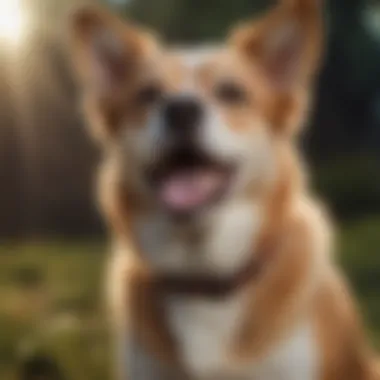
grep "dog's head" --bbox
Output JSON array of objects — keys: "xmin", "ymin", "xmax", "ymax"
[{"xmin": 69, "ymin": 0, "xmax": 322, "ymax": 218}]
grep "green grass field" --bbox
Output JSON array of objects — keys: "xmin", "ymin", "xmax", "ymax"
[
  {"xmin": 0, "ymin": 242, "xmax": 111, "ymax": 380},
  {"xmin": 0, "ymin": 217, "xmax": 380, "ymax": 380}
]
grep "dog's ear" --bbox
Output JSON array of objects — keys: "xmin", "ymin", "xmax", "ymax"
[
  {"xmin": 68, "ymin": 5, "xmax": 154, "ymax": 99},
  {"xmin": 67, "ymin": 6, "xmax": 159, "ymax": 143},
  {"xmin": 231, "ymin": 0, "xmax": 323, "ymax": 92}
]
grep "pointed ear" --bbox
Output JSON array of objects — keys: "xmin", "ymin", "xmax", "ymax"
[
  {"xmin": 231, "ymin": 0, "xmax": 323, "ymax": 92},
  {"xmin": 68, "ymin": 5, "xmax": 155, "ymax": 98}
]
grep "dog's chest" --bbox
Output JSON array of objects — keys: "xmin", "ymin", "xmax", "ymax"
[
  {"xmin": 167, "ymin": 308, "xmax": 317, "ymax": 380},
  {"xmin": 134, "ymin": 201, "xmax": 318, "ymax": 379},
  {"xmin": 134, "ymin": 201, "xmax": 260, "ymax": 377},
  {"xmin": 165, "ymin": 292, "xmax": 248, "ymax": 378}
]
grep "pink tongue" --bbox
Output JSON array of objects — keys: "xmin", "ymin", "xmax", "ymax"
[{"xmin": 160, "ymin": 171, "xmax": 223, "ymax": 211}]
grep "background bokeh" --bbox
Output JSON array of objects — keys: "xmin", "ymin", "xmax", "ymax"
[{"xmin": 0, "ymin": 0, "xmax": 379, "ymax": 379}]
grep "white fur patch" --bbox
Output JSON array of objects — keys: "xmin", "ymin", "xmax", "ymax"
[
  {"xmin": 165, "ymin": 290, "xmax": 249, "ymax": 379},
  {"xmin": 203, "ymin": 199, "xmax": 262, "ymax": 274},
  {"xmin": 167, "ymin": 317, "xmax": 318, "ymax": 380},
  {"xmin": 174, "ymin": 46, "xmax": 221, "ymax": 67},
  {"xmin": 250, "ymin": 322, "xmax": 318, "ymax": 380},
  {"xmin": 135, "ymin": 198, "xmax": 261, "ymax": 275}
]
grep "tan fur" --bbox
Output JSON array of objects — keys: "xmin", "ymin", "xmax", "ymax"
[{"xmin": 69, "ymin": 1, "xmax": 380, "ymax": 379}]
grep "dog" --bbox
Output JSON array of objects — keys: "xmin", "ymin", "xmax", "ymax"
[{"xmin": 68, "ymin": 0, "xmax": 380, "ymax": 379}]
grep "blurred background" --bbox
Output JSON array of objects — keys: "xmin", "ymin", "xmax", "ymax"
[{"xmin": 0, "ymin": 0, "xmax": 379, "ymax": 379}]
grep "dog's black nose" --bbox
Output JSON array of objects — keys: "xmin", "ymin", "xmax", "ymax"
[{"xmin": 163, "ymin": 96, "xmax": 203, "ymax": 138}]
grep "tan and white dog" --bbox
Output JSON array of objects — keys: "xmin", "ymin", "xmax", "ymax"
[{"xmin": 68, "ymin": 0, "xmax": 380, "ymax": 379}]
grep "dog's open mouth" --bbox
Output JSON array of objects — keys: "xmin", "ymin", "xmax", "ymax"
[{"xmin": 146, "ymin": 148, "xmax": 235, "ymax": 215}]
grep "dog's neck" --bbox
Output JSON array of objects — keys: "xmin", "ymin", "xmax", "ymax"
[{"xmin": 133, "ymin": 196, "xmax": 264, "ymax": 277}]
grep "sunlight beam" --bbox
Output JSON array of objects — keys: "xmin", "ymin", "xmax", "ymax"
[{"xmin": 0, "ymin": 0, "xmax": 26, "ymax": 46}]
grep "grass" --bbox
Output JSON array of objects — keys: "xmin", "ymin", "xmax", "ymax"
[
  {"xmin": 0, "ymin": 217, "xmax": 379, "ymax": 380},
  {"xmin": 0, "ymin": 241, "xmax": 111, "ymax": 380},
  {"xmin": 338, "ymin": 217, "xmax": 380, "ymax": 347}
]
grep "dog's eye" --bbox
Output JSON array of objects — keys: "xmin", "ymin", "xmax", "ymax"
[
  {"xmin": 214, "ymin": 82, "xmax": 247, "ymax": 105},
  {"xmin": 136, "ymin": 84, "xmax": 163, "ymax": 106}
]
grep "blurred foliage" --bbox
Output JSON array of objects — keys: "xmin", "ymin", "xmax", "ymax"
[
  {"xmin": 313, "ymin": 155, "xmax": 380, "ymax": 220},
  {"xmin": 127, "ymin": 0, "xmax": 275, "ymax": 43},
  {"xmin": 339, "ymin": 217, "xmax": 380, "ymax": 344}
]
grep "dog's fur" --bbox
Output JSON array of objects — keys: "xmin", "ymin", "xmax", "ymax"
[{"xmin": 69, "ymin": 0, "xmax": 380, "ymax": 379}]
